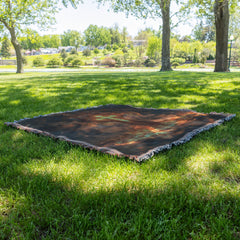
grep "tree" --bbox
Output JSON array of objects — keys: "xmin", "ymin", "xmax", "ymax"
[
  {"xmin": 134, "ymin": 28, "xmax": 154, "ymax": 44},
  {"xmin": 109, "ymin": 24, "xmax": 121, "ymax": 45},
  {"xmin": 229, "ymin": 5, "xmax": 240, "ymax": 40},
  {"xmin": 0, "ymin": 0, "xmax": 82, "ymax": 73},
  {"xmin": 188, "ymin": 0, "xmax": 239, "ymax": 72},
  {"xmin": 84, "ymin": 25, "xmax": 111, "ymax": 47},
  {"xmin": 1, "ymin": 36, "xmax": 11, "ymax": 59},
  {"xmin": 96, "ymin": 0, "xmax": 177, "ymax": 71},
  {"xmin": 121, "ymin": 27, "xmax": 129, "ymax": 44},
  {"xmin": 214, "ymin": 0, "xmax": 229, "ymax": 71},
  {"xmin": 20, "ymin": 29, "xmax": 42, "ymax": 51},
  {"xmin": 40, "ymin": 34, "xmax": 61, "ymax": 48},
  {"xmin": 61, "ymin": 30, "xmax": 83, "ymax": 49},
  {"xmin": 193, "ymin": 20, "xmax": 215, "ymax": 42},
  {"xmin": 146, "ymin": 36, "xmax": 162, "ymax": 63}
]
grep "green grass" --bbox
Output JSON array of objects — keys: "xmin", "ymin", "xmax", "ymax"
[{"xmin": 0, "ymin": 71, "xmax": 239, "ymax": 239}]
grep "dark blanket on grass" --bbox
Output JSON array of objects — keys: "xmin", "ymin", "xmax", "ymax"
[{"xmin": 5, "ymin": 105, "xmax": 235, "ymax": 162}]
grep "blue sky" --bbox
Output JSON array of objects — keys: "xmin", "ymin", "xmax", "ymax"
[{"xmin": 41, "ymin": 1, "xmax": 195, "ymax": 37}]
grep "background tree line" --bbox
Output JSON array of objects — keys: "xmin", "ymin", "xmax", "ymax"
[
  {"xmin": 0, "ymin": 0, "xmax": 239, "ymax": 73},
  {"xmin": 1, "ymin": 25, "xmax": 240, "ymax": 68}
]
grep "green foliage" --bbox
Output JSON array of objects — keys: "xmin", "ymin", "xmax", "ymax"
[
  {"xmin": 171, "ymin": 58, "xmax": 186, "ymax": 65},
  {"xmin": 229, "ymin": 5, "xmax": 240, "ymax": 41},
  {"xmin": 133, "ymin": 58, "xmax": 144, "ymax": 67},
  {"xmin": 102, "ymin": 57, "xmax": 116, "ymax": 67},
  {"xmin": 19, "ymin": 29, "xmax": 42, "ymax": 51},
  {"xmin": 22, "ymin": 56, "xmax": 28, "ymax": 65},
  {"xmin": 171, "ymin": 62, "xmax": 180, "ymax": 68},
  {"xmin": 106, "ymin": 44, "xmax": 112, "ymax": 51},
  {"xmin": 121, "ymin": 27, "xmax": 128, "ymax": 44},
  {"xmin": 122, "ymin": 47, "xmax": 128, "ymax": 53},
  {"xmin": 112, "ymin": 43, "xmax": 119, "ymax": 51},
  {"xmin": 70, "ymin": 48, "xmax": 78, "ymax": 55},
  {"xmin": 0, "ymin": 0, "xmax": 76, "ymax": 73},
  {"xmin": 84, "ymin": 25, "xmax": 111, "ymax": 47},
  {"xmin": 71, "ymin": 57, "xmax": 83, "ymax": 67},
  {"xmin": 82, "ymin": 49, "xmax": 91, "ymax": 57},
  {"xmin": 192, "ymin": 48, "xmax": 198, "ymax": 63},
  {"xmin": 109, "ymin": 24, "xmax": 121, "ymax": 45},
  {"xmin": 193, "ymin": 21, "xmax": 215, "ymax": 42},
  {"xmin": 135, "ymin": 45, "xmax": 146, "ymax": 59},
  {"xmin": 0, "ymin": 1, "xmax": 60, "ymax": 32},
  {"xmin": 123, "ymin": 53, "xmax": 131, "ymax": 66},
  {"xmin": 40, "ymin": 34, "xmax": 61, "ymax": 48},
  {"xmin": 64, "ymin": 55, "xmax": 76, "ymax": 66},
  {"xmin": 93, "ymin": 48, "xmax": 100, "ymax": 54},
  {"xmin": 94, "ymin": 58, "xmax": 101, "ymax": 66},
  {"xmin": 61, "ymin": 30, "xmax": 83, "ymax": 49},
  {"xmin": 114, "ymin": 49, "xmax": 124, "ymax": 55},
  {"xmin": 33, "ymin": 56, "xmax": 45, "ymax": 67},
  {"xmin": 146, "ymin": 36, "xmax": 161, "ymax": 62},
  {"xmin": 0, "ymin": 37, "xmax": 11, "ymax": 59},
  {"xmin": 135, "ymin": 28, "xmax": 154, "ymax": 42},
  {"xmin": 47, "ymin": 57, "xmax": 63, "ymax": 68},
  {"xmin": 144, "ymin": 58, "xmax": 156, "ymax": 67},
  {"xmin": 171, "ymin": 39, "xmax": 216, "ymax": 62},
  {"xmin": 103, "ymin": 49, "xmax": 108, "ymax": 55},
  {"xmin": 112, "ymin": 55, "xmax": 123, "ymax": 67},
  {"xmin": 60, "ymin": 49, "xmax": 68, "ymax": 60},
  {"xmin": 64, "ymin": 55, "xmax": 83, "ymax": 67}
]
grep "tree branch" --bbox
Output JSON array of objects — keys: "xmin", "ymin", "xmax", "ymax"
[{"xmin": 0, "ymin": 17, "xmax": 11, "ymax": 30}]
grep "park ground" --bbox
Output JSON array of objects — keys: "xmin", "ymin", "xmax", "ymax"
[{"xmin": 0, "ymin": 71, "xmax": 240, "ymax": 239}]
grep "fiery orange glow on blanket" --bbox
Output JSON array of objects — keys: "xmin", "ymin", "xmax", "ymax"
[{"xmin": 5, "ymin": 105, "xmax": 235, "ymax": 162}]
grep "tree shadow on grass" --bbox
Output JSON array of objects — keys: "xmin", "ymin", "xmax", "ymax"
[
  {"xmin": 0, "ymin": 138, "xmax": 240, "ymax": 239},
  {"xmin": 1, "ymin": 71, "xmax": 239, "ymax": 168},
  {"xmin": 0, "ymin": 71, "xmax": 240, "ymax": 239},
  {"xmin": 0, "ymin": 71, "xmax": 213, "ymax": 120}
]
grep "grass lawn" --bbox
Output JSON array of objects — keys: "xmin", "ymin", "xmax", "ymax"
[{"xmin": 0, "ymin": 71, "xmax": 239, "ymax": 239}]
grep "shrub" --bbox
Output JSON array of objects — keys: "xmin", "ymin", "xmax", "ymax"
[
  {"xmin": 22, "ymin": 56, "xmax": 28, "ymax": 65},
  {"xmin": 64, "ymin": 56, "xmax": 83, "ymax": 67},
  {"xmin": 102, "ymin": 57, "xmax": 116, "ymax": 67},
  {"xmin": 123, "ymin": 53, "xmax": 130, "ymax": 67},
  {"xmin": 144, "ymin": 58, "xmax": 156, "ymax": 67},
  {"xmin": 94, "ymin": 48, "xmax": 99, "ymax": 54},
  {"xmin": 82, "ymin": 49, "xmax": 91, "ymax": 57},
  {"xmin": 47, "ymin": 57, "xmax": 63, "ymax": 68},
  {"xmin": 170, "ymin": 58, "xmax": 185, "ymax": 65},
  {"xmin": 112, "ymin": 55, "xmax": 123, "ymax": 67},
  {"xmin": 33, "ymin": 56, "xmax": 45, "ymax": 67},
  {"xmin": 60, "ymin": 49, "xmax": 68, "ymax": 60},
  {"xmin": 94, "ymin": 58, "xmax": 101, "ymax": 66},
  {"xmin": 64, "ymin": 56, "xmax": 75, "ymax": 66},
  {"xmin": 133, "ymin": 58, "xmax": 143, "ymax": 67},
  {"xmin": 70, "ymin": 48, "xmax": 78, "ymax": 55},
  {"xmin": 114, "ymin": 49, "xmax": 124, "ymax": 55},
  {"xmin": 200, "ymin": 56, "xmax": 207, "ymax": 64},
  {"xmin": 129, "ymin": 43, "xmax": 134, "ymax": 50},
  {"xmin": 103, "ymin": 49, "xmax": 108, "ymax": 55},
  {"xmin": 122, "ymin": 47, "xmax": 128, "ymax": 53},
  {"xmin": 112, "ymin": 44, "xmax": 119, "ymax": 51},
  {"xmin": 171, "ymin": 62, "xmax": 180, "ymax": 68},
  {"xmin": 106, "ymin": 45, "xmax": 112, "ymax": 51},
  {"xmin": 71, "ymin": 57, "xmax": 83, "ymax": 67}
]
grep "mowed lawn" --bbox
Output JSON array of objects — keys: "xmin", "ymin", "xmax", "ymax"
[{"xmin": 0, "ymin": 71, "xmax": 239, "ymax": 239}]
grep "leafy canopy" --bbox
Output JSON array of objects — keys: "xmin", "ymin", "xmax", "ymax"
[{"xmin": 0, "ymin": 0, "xmax": 61, "ymax": 31}]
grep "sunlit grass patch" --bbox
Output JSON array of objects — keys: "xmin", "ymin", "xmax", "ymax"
[{"xmin": 0, "ymin": 71, "xmax": 239, "ymax": 239}]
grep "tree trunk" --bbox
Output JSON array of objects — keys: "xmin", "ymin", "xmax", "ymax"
[
  {"xmin": 214, "ymin": 0, "xmax": 229, "ymax": 72},
  {"xmin": 9, "ymin": 27, "xmax": 24, "ymax": 73},
  {"xmin": 160, "ymin": 0, "xmax": 172, "ymax": 71}
]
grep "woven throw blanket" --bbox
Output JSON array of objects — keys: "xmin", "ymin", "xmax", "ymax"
[{"xmin": 5, "ymin": 105, "xmax": 235, "ymax": 162}]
